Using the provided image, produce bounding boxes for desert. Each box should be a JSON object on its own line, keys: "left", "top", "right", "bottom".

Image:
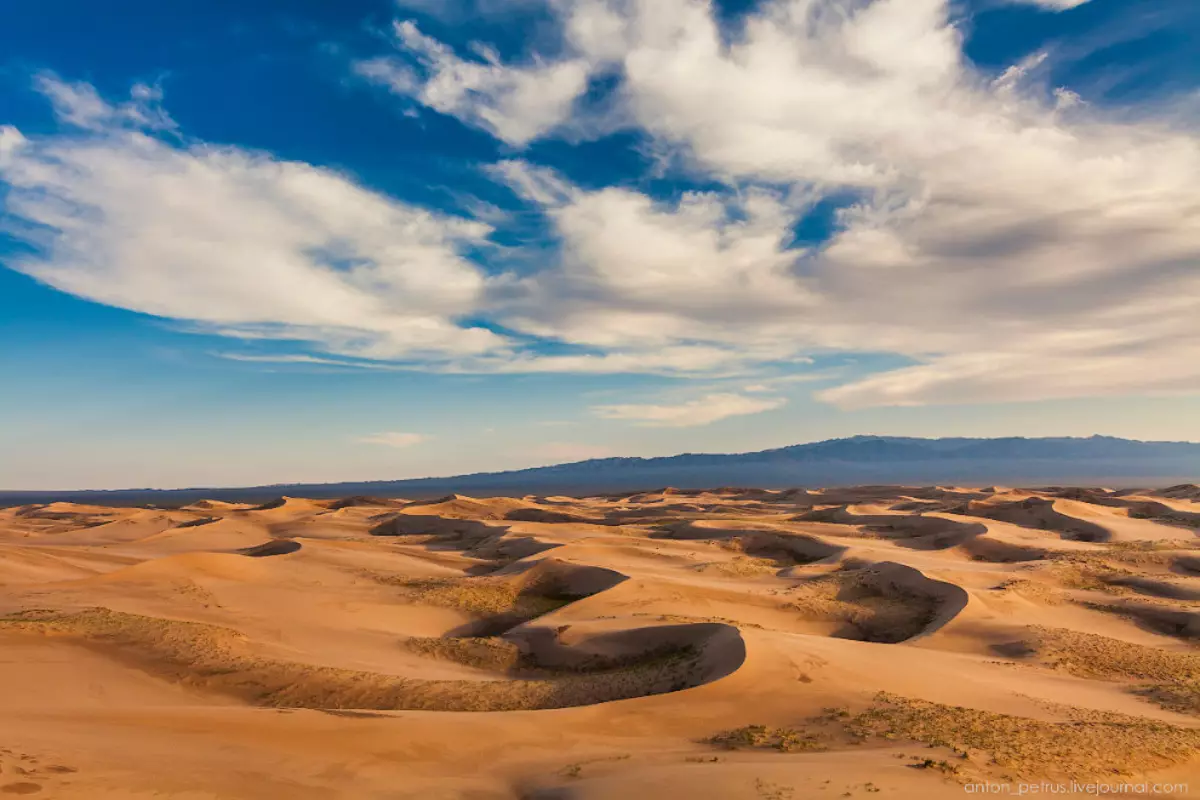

{"left": 5, "top": 0, "right": 1200, "bottom": 796}
{"left": 1, "top": 484, "right": 1198, "bottom": 798}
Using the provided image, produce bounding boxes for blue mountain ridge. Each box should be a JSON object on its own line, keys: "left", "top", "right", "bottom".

{"left": 3, "top": 435, "right": 1198, "bottom": 506}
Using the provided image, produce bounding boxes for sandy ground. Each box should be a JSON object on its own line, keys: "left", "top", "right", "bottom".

{"left": 1, "top": 485, "right": 1199, "bottom": 798}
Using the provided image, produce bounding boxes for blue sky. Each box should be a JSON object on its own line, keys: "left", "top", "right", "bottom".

{"left": 2, "top": 0, "right": 1199, "bottom": 490}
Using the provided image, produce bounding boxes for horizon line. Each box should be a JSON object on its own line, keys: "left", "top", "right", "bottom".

{"left": 3, "top": 432, "right": 1199, "bottom": 495}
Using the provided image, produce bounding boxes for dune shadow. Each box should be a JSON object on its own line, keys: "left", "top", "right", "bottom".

{"left": 789, "top": 562, "right": 969, "bottom": 644}
{"left": 1170, "top": 555, "right": 1200, "bottom": 577}
{"left": 964, "top": 498, "right": 1112, "bottom": 543}
{"left": 1105, "top": 575, "right": 1200, "bottom": 602}
{"left": 960, "top": 537, "right": 1048, "bottom": 563}
{"left": 238, "top": 540, "right": 302, "bottom": 558}
{"left": 1086, "top": 600, "right": 1200, "bottom": 641}
{"left": 174, "top": 516, "right": 219, "bottom": 529}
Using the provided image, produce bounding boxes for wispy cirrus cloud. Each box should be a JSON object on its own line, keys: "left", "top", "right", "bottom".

{"left": 592, "top": 393, "right": 787, "bottom": 427}
{"left": 213, "top": 352, "right": 397, "bottom": 368}
{"left": 355, "top": 21, "right": 591, "bottom": 146}
{"left": 33, "top": 71, "right": 177, "bottom": 132}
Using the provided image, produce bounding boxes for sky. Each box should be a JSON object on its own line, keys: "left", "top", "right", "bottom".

{"left": 2, "top": 0, "right": 1199, "bottom": 490}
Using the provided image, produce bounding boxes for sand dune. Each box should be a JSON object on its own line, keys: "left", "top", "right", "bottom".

{"left": 1, "top": 485, "right": 1198, "bottom": 798}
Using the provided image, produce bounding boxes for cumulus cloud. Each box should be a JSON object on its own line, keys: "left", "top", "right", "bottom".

{"left": 488, "top": 159, "right": 816, "bottom": 360}
{"left": 488, "top": 0, "right": 1200, "bottom": 406}
{"left": 357, "top": 431, "right": 430, "bottom": 448}
{"left": 592, "top": 393, "right": 787, "bottom": 427}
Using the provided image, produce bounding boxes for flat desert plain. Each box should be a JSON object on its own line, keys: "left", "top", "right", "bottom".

{"left": 2, "top": 485, "right": 1200, "bottom": 799}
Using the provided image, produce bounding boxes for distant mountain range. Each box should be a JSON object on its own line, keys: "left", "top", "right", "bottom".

{"left": 3, "top": 435, "right": 1200, "bottom": 507}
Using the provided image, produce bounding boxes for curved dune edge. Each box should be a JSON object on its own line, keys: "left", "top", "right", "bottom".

{"left": 0, "top": 608, "right": 746, "bottom": 712}
{"left": 795, "top": 505, "right": 989, "bottom": 549}
{"left": 784, "top": 561, "right": 969, "bottom": 643}
{"left": 655, "top": 520, "right": 847, "bottom": 563}
{"left": 362, "top": 557, "right": 630, "bottom": 637}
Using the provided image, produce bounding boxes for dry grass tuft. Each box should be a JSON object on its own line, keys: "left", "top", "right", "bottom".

{"left": 1019, "top": 626, "right": 1200, "bottom": 682}
{"left": 691, "top": 555, "right": 780, "bottom": 577}
{"left": 707, "top": 724, "right": 828, "bottom": 753}
{"left": 401, "top": 636, "right": 524, "bottom": 672}
{"left": 786, "top": 572, "right": 940, "bottom": 643}
{"left": 847, "top": 692, "right": 1200, "bottom": 780}
{"left": 1003, "top": 626, "right": 1200, "bottom": 716}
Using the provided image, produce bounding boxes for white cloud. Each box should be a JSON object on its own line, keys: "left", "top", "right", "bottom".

{"left": 0, "top": 126, "right": 25, "bottom": 166}
{"left": 7, "top": 0, "right": 1200, "bottom": 411}
{"left": 1, "top": 75, "right": 504, "bottom": 364}
{"left": 357, "top": 431, "right": 430, "bottom": 448}
{"left": 483, "top": 0, "right": 1200, "bottom": 406}
{"left": 461, "top": 346, "right": 753, "bottom": 374}
{"left": 213, "top": 352, "right": 408, "bottom": 369}
{"left": 33, "top": 72, "right": 177, "bottom": 133}
{"left": 592, "top": 393, "right": 787, "bottom": 427}
{"left": 489, "top": 162, "right": 816, "bottom": 361}
{"left": 819, "top": 326, "right": 1200, "bottom": 408}
{"left": 356, "top": 21, "right": 591, "bottom": 145}
{"left": 1007, "top": 0, "right": 1092, "bottom": 10}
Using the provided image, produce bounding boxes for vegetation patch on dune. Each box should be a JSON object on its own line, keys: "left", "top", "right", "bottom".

{"left": 365, "top": 560, "right": 625, "bottom": 635}
{"left": 707, "top": 724, "right": 828, "bottom": 752}
{"left": 691, "top": 555, "right": 780, "bottom": 577}
{"left": 392, "top": 576, "right": 571, "bottom": 617}
{"left": 1, "top": 608, "right": 716, "bottom": 712}
{"left": 1017, "top": 626, "right": 1200, "bottom": 680}
{"left": 1006, "top": 626, "right": 1200, "bottom": 715}
{"left": 1132, "top": 682, "right": 1200, "bottom": 716}
{"left": 401, "top": 635, "right": 525, "bottom": 672}
{"left": 404, "top": 632, "right": 703, "bottom": 677}
{"left": 848, "top": 692, "right": 1200, "bottom": 780}
{"left": 786, "top": 569, "right": 944, "bottom": 643}
{"left": 1044, "top": 549, "right": 1200, "bottom": 598}
{"left": 1051, "top": 541, "right": 1200, "bottom": 569}
{"left": 356, "top": 573, "right": 579, "bottom": 636}
{"left": 989, "top": 577, "right": 1070, "bottom": 605}
{"left": 993, "top": 552, "right": 1200, "bottom": 619}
